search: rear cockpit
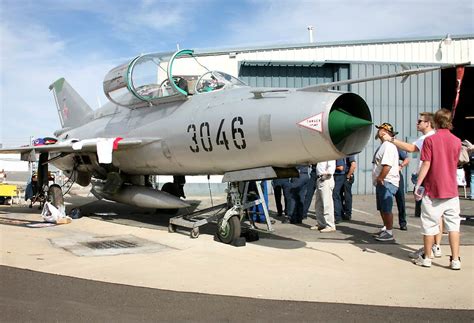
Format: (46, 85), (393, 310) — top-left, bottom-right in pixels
(195, 71), (246, 94)
(102, 49), (247, 109)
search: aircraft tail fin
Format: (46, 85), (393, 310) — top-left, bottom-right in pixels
(49, 78), (94, 129)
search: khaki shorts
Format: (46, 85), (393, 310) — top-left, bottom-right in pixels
(421, 196), (461, 235)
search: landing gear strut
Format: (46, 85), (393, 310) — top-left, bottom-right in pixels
(215, 183), (242, 243)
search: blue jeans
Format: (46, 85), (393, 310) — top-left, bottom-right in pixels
(376, 182), (398, 213)
(333, 175), (345, 221)
(303, 171), (317, 217)
(288, 175), (309, 222)
(343, 175), (354, 218)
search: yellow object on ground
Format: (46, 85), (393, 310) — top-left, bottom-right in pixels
(0, 184), (18, 197)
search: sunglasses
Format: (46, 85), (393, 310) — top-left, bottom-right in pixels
(417, 119), (427, 124)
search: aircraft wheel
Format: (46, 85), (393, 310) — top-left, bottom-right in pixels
(48, 184), (64, 210)
(217, 216), (241, 244)
(190, 228), (199, 239)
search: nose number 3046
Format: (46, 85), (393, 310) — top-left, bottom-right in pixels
(187, 117), (247, 153)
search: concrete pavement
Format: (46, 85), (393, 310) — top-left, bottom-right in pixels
(0, 193), (473, 311)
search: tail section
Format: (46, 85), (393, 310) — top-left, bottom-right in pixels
(49, 78), (93, 129)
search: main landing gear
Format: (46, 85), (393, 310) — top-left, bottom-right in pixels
(167, 181), (272, 245)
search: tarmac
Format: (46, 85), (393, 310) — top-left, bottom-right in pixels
(0, 189), (473, 313)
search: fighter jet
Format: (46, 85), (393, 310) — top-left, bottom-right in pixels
(0, 49), (462, 243)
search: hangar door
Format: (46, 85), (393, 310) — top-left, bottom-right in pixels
(238, 61), (350, 90)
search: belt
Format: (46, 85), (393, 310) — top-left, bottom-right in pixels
(317, 174), (332, 178)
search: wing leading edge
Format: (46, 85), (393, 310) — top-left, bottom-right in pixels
(297, 62), (471, 92)
(0, 137), (160, 162)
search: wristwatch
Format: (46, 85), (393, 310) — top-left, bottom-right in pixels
(390, 137), (395, 143)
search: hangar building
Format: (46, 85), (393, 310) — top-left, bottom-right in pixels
(185, 34), (473, 194)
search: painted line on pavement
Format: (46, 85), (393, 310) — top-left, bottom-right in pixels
(352, 208), (374, 216)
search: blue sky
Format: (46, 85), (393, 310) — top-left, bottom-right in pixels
(1, 0), (473, 145)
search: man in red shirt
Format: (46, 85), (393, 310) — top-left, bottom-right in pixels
(413, 108), (462, 270)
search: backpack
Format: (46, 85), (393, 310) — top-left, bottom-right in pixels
(458, 140), (473, 167)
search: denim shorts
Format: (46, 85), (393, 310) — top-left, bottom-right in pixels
(376, 182), (398, 212)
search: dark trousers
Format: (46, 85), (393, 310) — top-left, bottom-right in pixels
(395, 172), (407, 227)
(272, 179), (290, 215)
(415, 200), (421, 217)
(287, 176), (309, 222)
(333, 175), (345, 221)
(303, 171), (317, 218)
(343, 176), (354, 219)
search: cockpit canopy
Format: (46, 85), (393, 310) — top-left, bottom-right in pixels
(195, 71), (246, 94)
(103, 49), (247, 108)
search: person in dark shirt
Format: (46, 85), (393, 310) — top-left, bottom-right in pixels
(333, 156), (356, 222)
(395, 149), (410, 230)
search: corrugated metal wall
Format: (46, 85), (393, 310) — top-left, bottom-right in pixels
(238, 62), (350, 89)
(237, 62), (440, 194)
(235, 37), (473, 65)
(350, 63), (440, 194)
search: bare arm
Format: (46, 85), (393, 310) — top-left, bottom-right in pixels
(416, 160), (431, 187)
(376, 165), (391, 185)
(399, 157), (410, 170)
(381, 133), (419, 153)
(347, 161), (356, 178)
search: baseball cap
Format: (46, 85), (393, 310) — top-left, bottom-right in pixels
(375, 122), (398, 136)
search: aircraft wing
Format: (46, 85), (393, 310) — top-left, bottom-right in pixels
(298, 62), (470, 92)
(0, 138), (159, 155)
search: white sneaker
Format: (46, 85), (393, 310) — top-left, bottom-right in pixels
(432, 244), (442, 258)
(450, 256), (461, 270)
(409, 245), (441, 259)
(409, 247), (432, 259)
(412, 255), (432, 267)
(372, 227), (386, 237)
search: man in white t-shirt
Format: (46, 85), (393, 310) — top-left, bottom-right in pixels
(381, 112), (440, 258)
(310, 160), (336, 232)
(382, 112), (435, 216)
(372, 123), (400, 241)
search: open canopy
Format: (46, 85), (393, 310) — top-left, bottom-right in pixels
(102, 49), (247, 108)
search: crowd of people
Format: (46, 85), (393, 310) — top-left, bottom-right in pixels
(272, 108), (466, 270)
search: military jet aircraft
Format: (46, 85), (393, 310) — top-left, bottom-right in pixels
(0, 48), (463, 243)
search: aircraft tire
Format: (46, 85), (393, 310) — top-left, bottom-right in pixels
(217, 215), (241, 244)
(48, 184), (64, 210)
(190, 228), (199, 239)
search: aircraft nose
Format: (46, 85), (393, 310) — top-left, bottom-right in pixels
(328, 108), (372, 147)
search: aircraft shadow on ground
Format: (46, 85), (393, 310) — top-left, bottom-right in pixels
(67, 200), (308, 249)
(71, 199), (202, 228)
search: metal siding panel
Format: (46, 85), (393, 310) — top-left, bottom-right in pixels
(287, 65), (295, 88)
(348, 62), (441, 194)
(272, 65), (279, 87)
(238, 61), (442, 195)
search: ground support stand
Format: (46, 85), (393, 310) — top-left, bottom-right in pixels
(241, 181), (274, 233)
(168, 203), (227, 239)
(168, 181), (271, 245)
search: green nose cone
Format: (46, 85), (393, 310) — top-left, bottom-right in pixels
(329, 108), (372, 145)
